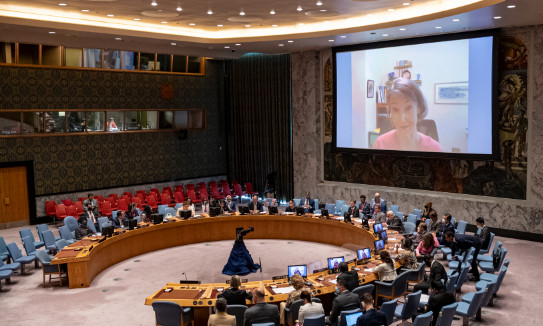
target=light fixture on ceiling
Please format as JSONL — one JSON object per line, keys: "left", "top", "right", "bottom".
{"left": 288, "top": 40, "right": 294, "bottom": 43}
{"left": 177, "top": 6, "right": 182, "bottom": 11}
{"left": 207, "top": 9, "right": 213, "bottom": 15}
{"left": 297, "top": 6, "right": 303, "bottom": 12}
{"left": 81, "top": 9, "right": 89, "bottom": 12}
{"left": 452, "top": 18, "right": 460, "bottom": 22}
{"left": 382, "top": 33, "right": 389, "bottom": 36}
{"left": 171, "top": 42, "right": 176, "bottom": 45}
{"left": 270, "top": 9, "right": 275, "bottom": 15}
{"left": 217, "top": 24, "right": 223, "bottom": 27}
{"left": 403, "top": 2, "right": 411, "bottom": 5}
{"left": 240, "top": 11, "right": 245, "bottom": 16}
{"left": 224, "top": 46, "right": 230, "bottom": 49}
{"left": 340, "top": 35, "right": 346, "bottom": 38}
{"left": 49, "top": 31, "right": 56, "bottom": 34}
{"left": 388, "top": 8, "right": 394, "bottom": 12}
{"left": 133, "top": 18, "right": 141, "bottom": 21}
{"left": 328, "top": 39, "right": 334, "bottom": 42}
{"left": 316, "top": 1, "right": 323, "bottom": 6}
{"left": 494, "top": 16, "right": 502, "bottom": 19}
{"left": 245, "top": 24, "right": 251, "bottom": 28}
{"left": 235, "top": 43, "right": 241, "bottom": 46}
{"left": 298, "top": 23, "right": 304, "bottom": 26}
{"left": 435, "top": 26, "right": 442, "bottom": 29}
{"left": 279, "top": 44, "right": 284, "bottom": 46}
{"left": 272, "top": 24, "right": 278, "bottom": 27}
{"left": 161, "top": 21, "right": 168, "bottom": 23}
{"left": 399, "top": 28, "right": 406, "bottom": 31}
{"left": 507, "top": 5, "right": 516, "bottom": 8}
{"left": 107, "top": 14, "right": 114, "bottom": 17}
{"left": 151, "top": 1, "right": 158, "bottom": 6}
{"left": 58, "top": 3, "right": 67, "bottom": 6}
{"left": 189, "top": 23, "right": 196, "bottom": 26}
{"left": 115, "top": 37, "right": 122, "bottom": 40}
{"left": 319, "top": 9, "right": 327, "bottom": 12}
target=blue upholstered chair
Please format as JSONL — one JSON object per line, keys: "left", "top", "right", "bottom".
{"left": 20, "top": 228, "right": 45, "bottom": 249}
{"left": 335, "top": 200, "right": 346, "bottom": 214}
{"left": 164, "top": 207, "right": 176, "bottom": 217}
{"left": 445, "top": 272, "right": 459, "bottom": 295}
{"left": 293, "top": 198, "right": 301, "bottom": 206}
{"left": 478, "top": 265, "right": 508, "bottom": 306}
{"left": 86, "top": 220, "right": 97, "bottom": 233}
{"left": 390, "top": 205, "right": 399, "bottom": 214}
{"left": 394, "top": 290, "right": 422, "bottom": 321}
{"left": 340, "top": 205, "right": 350, "bottom": 215}
{"left": 339, "top": 308, "right": 361, "bottom": 326}
{"left": 226, "top": 304, "right": 247, "bottom": 326}
{"left": 284, "top": 299, "right": 304, "bottom": 326}
{"left": 63, "top": 216, "right": 79, "bottom": 233}
{"left": 407, "top": 214, "right": 417, "bottom": 225}
{"left": 0, "top": 268, "right": 12, "bottom": 291}
{"left": 379, "top": 299, "right": 398, "bottom": 325}
{"left": 352, "top": 284, "right": 374, "bottom": 299}
{"left": 404, "top": 262, "right": 426, "bottom": 289}
{"left": 36, "top": 223, "right": 61, "bottom": 242}
{"left": 6, "top": 242, "right": 37, "bottom": 275}
{"left": 303, "top": 314, "right": 325, "bottom": 326}
{"left": 41, "top": 230, "right": 58, "bottom": 252}
{"left": 36, "top": 250, "right": 63, "bottom": 287}
{"left": 59, "top": 226, "right": 75, "bottom": 244}
{"left": 375, "top": 270, "right": 410, "bottom": 303}
{"left": 395, "top": 211, "right": 404, "bottom": 220}
{"left": 478, "top": 232, "right": 495, "bottom": 255}
{"left": 435, "top": 302, "right": 458, "bottom": 326}
{"left": 158, "top": 204, "right": 168, "bottom": 216}
{"left": 461, "top": 280, "right": 496, "bottom": 323}
{"left": 455, "top": 288, "right": 485, "bottom": 325}
{"left": 456, "top": 220, "right": 467, "bottom": 234}
{"left": 413, "top": 209, "right": 422, "bottom": 219}
{"left": 151, "top": 301, "right": 194, "bottom": 326}
{"left": 0, "top": 236, "right": 10, "bottom": 262}
{"left": 97, "top": 217, "right": 109, "bottom": 232}
{"left": 447, "top": 247, "right": 475, "bottom": 271}
{"left": 479, "top": 248, "right": 507, "bottom": 274}
{"left": 412, "top": 310, "right": 433, "bottom": 326}
{"left": 22, "top": 235, "right": 38, "bottom": 258}
{"left": 325, "top": 203, "right": 335, "bottom": 215}
{"left": 55, "top": 239, "right": 69, "bottom": 251}
{"left": 477, "top": 241, "right": 502, "bottom": 263}
{"left": 0, "top": 255, "right": 20, "bottom": 273}
{"left": 403, "top": 222, "right": 416, "bottom": 235}
{"left": 451, "top": 262, "right": 471, "bottom": 293}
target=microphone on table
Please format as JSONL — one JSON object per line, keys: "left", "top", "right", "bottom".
{"left": 181, "top": 272, "right": 188, "bottom": 281}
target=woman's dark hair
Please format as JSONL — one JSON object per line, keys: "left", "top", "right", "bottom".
{"left": 215, "top": 297, "right": 227, "bottom": 312}
{"left": 380, "top": 251, "right": 394, "bottom": 269}
{"left": 419, "top": 223, "right": 428, "bottom": 232}
{"left": 387, "top": 78, "right": 428, "bottom": 121}
{"left": 429, "top": 211, "right": 438, "bottom": 219}
{"left": 422, "top": 233, "right": 434, "bottom": 249}
{"left": 143, "top": 205, "right": 152, "bottom": 217}
{"left": 300, "top": 290, "right": 312, "bottom": 304}
{"left": 402, "top": 238, "right": 413, "bottom": 250}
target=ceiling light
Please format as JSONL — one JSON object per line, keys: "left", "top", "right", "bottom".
{"left": 171, "top": 42, "right": 176, "bottom": 45}
{"left": 240, "top": 11, "right": 245, "bottom": 16}
{"left": 161, "top": 21, "right": 168, "bottom": 23}
{"left": 452, "top": 18, "right": 460, "bottom": 22}
{"left": 177, "top": 6, "right": 182, "bottom": 11}
{"left": 340, "top": 35, "right": 346, "bottom": 38}
{"left": 133, "top": 18, "right": 141, "bottom": 21}
{"left": 297, "top": 6, "right": 303, "bottom": 12}
{"left": 245, "top": 24, "right": 251, "bottom": 28}
{"left": 58, "top": 3, "right": 67, "bottom": 6}
{"left": 207, "top": 10, "right": 213, "bottom": 15}
{"left": 151, "top": 1, "right": 158, "bottom": 6}
{"left": 388, "top": 9, "right": 394, "bottom": 12}
{"left": 328, "top": 39, "right": 334, "bottom": 42}
{"left": 279, "top": 44, "right": 284, "bottom": 47}
{"left": 49, "top": 31, "right": 56, "bottom": 34}
{"left": 320, "top": 10, "right": 327, "bottom": 12}
{"left": 224, "top": 46, "right": 230, "bottom": 49}
{"left": 435, "top": 26, "right": 442, "bottom": 29}
{"left": 107, "top": 14, "right": 114, "bottom": 17}
{"left": 382, "top": 33, "right": 389, "bottom": 36}
{"left": 235, "top": 43, "right": 241, "bottom": 46}
{"left": 288, "top": 40, "right": 294, "bottom": 43}
{"left": 403, "top": 2, "right": 411, "bottom": 5}
{"left": 189, "top": 23, "right": 196, "bottom": 26}
{"left": 298, "top": 23, "right": 305, "bottom": 26}
{"left": 270, "top": 9, "right": 275, "bottom": 15}
{"left": 115, "top": 37, "right": 122, "bottom": 40}
{"left": 272, "top": 24, "right": 278, "bottom": 27}
{"left": 316, "top": 1, "right": 323, "bottom": 6}
{"left": 217, "top": 24, "right": 223, "bottom": 27}
{"left": 81, "top": 9, "right": 89, "bottom": 12}
{"left": 507, "top": 5, "right": 516, "bottom": 8}
{"left": 494, "top": 16, "right": 502, "bottom": 19}
{"left": 399, "top": 28, "right": 406, "bottom": 31}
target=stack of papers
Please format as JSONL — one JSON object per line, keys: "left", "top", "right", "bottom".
{"left": 272, "top": 286, "right": 295, "bottom": 294}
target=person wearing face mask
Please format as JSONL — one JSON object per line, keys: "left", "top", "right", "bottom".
{"left": 436, "top": 214, "right": 455, "bottom": 245}
{"left": 475, "top": 217, "right": 491, "bottom": 249}
{"left": 413, "top": 255, "right": 447, "bottom": 295}
{"left": 420, "top": 202, "right": 436, "bottom": 223}
{"left": 326, "top": 278, "right": 360, "bottom": 326}
{"left": 356, "top": 293, "right": 388, "bottom": 326}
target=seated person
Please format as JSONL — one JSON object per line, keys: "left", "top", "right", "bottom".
{"left": 75, "top": 218, "right": 95, "bottom": 240}
{"left": 176, "top": 200, "right": 195, "bottom": 218}
{"left": 373, "top": 251, "right": 397, "bottom": 282}
{"left": 298, "top": 290, "right": 324, "bottom": 325}
{"left": 208, "top": 297, "right": 236, "bottom": 326}
{"left": 280, "top": 274, "right": 311, "bottom": 323}
{"left": 217, "top": 275, "right": 253, "bottom": 305}
{"left": 396, "top": 238, "right": 418, "bottom": 270}
{"left": 421, "top": 202, "right": 436, "bottom": 223}
{"left": 428, "top": 211, "right": 441, "bottom": 234}
{"left": 124, "top": 203, "right": 139, "bottom": 226}
{"left": 356, "top": 293, "right": 388, "bottom": 326}
{"left": 101, "top": 214, "right": 119, "bottom": 229}
{"left": 437, "top": 214, "right": 455, "bottom": 245}
{"left": 476, "top": 217, "right": 492, "bottom": 249}
{"left": 218, "top": 200, "right": 227, "bottom": 214}
{"left": 141, "top": 205, "right": 153, "bottom": 223}
{"left": 359, "top": 195, "right": 371, "bottom": 217}
{"left": 326, "top": 278, "right": 360, "bottom": 326}
{"left": 370, "top": 192, "right": 387, "bottom": 214}
{"left": 371, "top": 205, "right": 387, "bottom": 224}
{"left": 225, "top": 195, "right": 236, "bottom": 213}
{"left": 385, "top": 210, "right": 404, "bottom": 233}
{"left": 337, "top": 262, "right": 359, "bottom": 292}
{"left": 423, "top": 280, "right": 455, "bottom": 326}
{"left": 243, "top": 288, "right": 280, "bottom": 326}
{"left": 416, "top": 233, "right": 440, "bottom": 258}
{"left": 209, "top": 196, "right": 219, "bottom": 208}
{"left": 413, "top": 255, "right": 447, "bottom": 295}
{"left": 82, "top": 202, "right": 99, "bottom": 230}
{"left": 116, "top": 210, "right": 125, "bottom": 227}
{"left": 344, "top": 200, "right": 359, "bottom": 223}
{"left": 410, "top": 222, "right": 429, "bottom": 247}
{"left": 301, "top": 192, "right": 315, "bottom": 213}
{"left": 285, "top": 200, "right": 296, "bottom": 213}
{"left": 248, "top": 195, "right": 263, "bottom": 214}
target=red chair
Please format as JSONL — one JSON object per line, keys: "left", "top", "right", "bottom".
{"left": 186, "top": 184, "right": 196, "bottom": 192}
{"left": 78, "top": 197, "right": 87, "bottom": 203}
{"left": 95, "top": 195, "right": 104, "bottom": 202}
{"left": 209, "top": 181, "right": 218, "bottom": 189}
{"left": 136, "top": 190, "right": 146, "bottom": 196}
{"left": 163, "top": 186, "right": 173, "bottom": 195}
{"left": 73, "top": 201, "right": 84, "bottom": 215}
{"left": 62, "top": 199, "right": 73, "bottom": 207}
{"left": 232, "top": 181, "right": 239, "bottom": 186}
{"left": 233, "top": 184, "right": 246, "bottom": 197}
{"left": 146, "top": 195, "right": 159, "bottom": 210}
{"left": 55, "top": 204, "right": 68, "bottom": 221}
{"left": 101, "top": 201, "right": 113, "bottom": 217}
{"left": 220, "top": 185, "right": 236, "bottom": 199}
{"left": 123, "top": 192, "right": 133, "bottom": 198}
{"left": 245, "top": 182, "right": 259, "bottom": 195}
{"left": 197, "top": 182, "right": 207, "bottom": 189}
{"left": 120, "top": 195, "right": 130, "bottom": 203}
{"left": 187, "top": 190, "right": 202, "bottom": 204}
{"left": 117, "top": 198, "right": 129, "bottom": 211}
{"left": 174, "top": 192, "right": 185, "bottom": 204}
{"left": 46, "top": 201, "right": 56, "bottom": 217}
{"left": 109, "top": 194, "right": 119, "bottom": 201}
{"left": 150, "top": 188, "right": 160, "bottom": 195}
{"left": 160, "top": 193, "right": 175, "bottom": 207}
{"left": 148, "top": 192, "right": 158, "bottom": 203}
{"left": 199, "top": 188, "right": 209, "bottom": 201}
{"left": 135, "top": 193, "right": 145, "bottom": 200}
{"left": 175, "top": 185, "right": 184, "bottom": 192}
{"left": 161, "top": 190, "right": 172, "bottom": 198}
{"left": 106, "top": 197, "right": 117, "bottom": 209}
{"left": 131, "top": 197, "right": 143, "bottom": 210}
{"left": 66, "top": 205, "right": 79, "bottom": 219}
{"left": 97, "top": 201, "right": 103, "bottom": 215}
{"left": 211, "top": 187, "right": 225, "bottom": 200}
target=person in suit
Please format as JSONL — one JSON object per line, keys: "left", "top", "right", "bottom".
{"left": 413, "top": 255, "right": 447, "bottom": 294}
{"left": 298, "top": 290, "right": 324, "bottom": 325}
{"left": 82, "top": 202, "right": 99, "bottom": 230}
{"left": 326, "top": 278, "right": 361, "bottom": 326}
{"left": 344, "top": 200, "right": 359, "bottom": 224}
{"left": 370, "top": 193, "right": 386, "bottom": 215}
{"left": 75, "top": 218, "right": 95, "bottom": 240}
{"left": 371, "top": 205, "right": 387, "bottom": 224}
{"left": 285, "top": 200, "right": 296, "bottom": 213}
{"left": 444, "top": 231, "right": 482, "bottom": 281}
{"left": 248, "top": 195, "right": 263, "bottom": 214}
{"left": 208, "top": 297, "right": 236, "bottom": 326}
{"left": 385, "top": 210, "right": 405, "bottom": 233}
{"left": 424, "top": 280, "right": 455, "bottom": 326}
{"left": 83, "top": 193, "right": 99, "bottom": 216}
{"left": 476, "top": 217, "right": 491, "bottom": 249}
{"left": 124, "top": 202, "right": 138, "bottom": 226}
{"left": 243, "top": 288, "right": 280, "bottom": 326}
{"left": 225, "top": 195, "right": 236, "bottom": 213}
{"left": 337, "top": 262, "right": 359, "bottom": 292}
{"left": 217, "top": 275, "right": 253, "bottom": 305}
{"left": 359, "top": 195, "right": 371, "bottom": 217}
{"left": 437, "top": 214, "right": 455, "bottom": 245}
{"left": 356, "top": 293, "right": 388, "bottom": 326}
{"left": 301, "top": 192, "right": 315, "bottom": 213}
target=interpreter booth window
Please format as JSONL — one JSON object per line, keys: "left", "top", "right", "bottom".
{"left": 84, "top": 48, "right": 102, "bottom": 68}
{"left": 42, "top": 45, "right": 62, "bottom": 66}
{"left": 189, "top": 110, "right": 204, "bottom": 129}
{"left": 67, "top": 112, "right": 87, "bottom": 132}
{"left": 103, "top": 49, "right": 121, "bottom": 69}
{"left": 86, "top": 111, "right": 105, "bottom": 132}
{"left": 22, "top": 112, "right": 44, "bottom": 134}
{"left": 174, "top": 111, "right": 188, "bottom": 129}
{"left": 106, "top": 111, "right": 123, "bottom": 131}
{"left": 158, "top": 111, "right": 173, "bottom": 129}
{"left": 64, "top": 48, "right": 83, "bottom": 67}
{"left": 121, "top": 51, "right": 136, "bottom": 70}
{"left": 141, "top": 111, "right": 158, "bottom": 130}
{"left": 0, "top": 42, "right": 16, "bottom": 63}
{"left": 157, "top": 54, "right": 172, "bottom": 72}
{"left": 187, "top": 56, "right": 201, "bottom": 73}
{"left": 172, "top": 55, "right": 187, "bottom": 73}
{"left": 139, "top": 53, "right": 155, "bottom": 71}
{"left": 18, "top": 43, "right": 39, "bottom": 65}
{"left": 0, "top": 112, "right": 21, "bottom": 135}
{"left": 44, "top": 111, "right": 66, "bottom": 133}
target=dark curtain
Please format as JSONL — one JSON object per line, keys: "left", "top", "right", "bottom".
{"left": 225, "top": 54, "right": 292, "bottom": 201}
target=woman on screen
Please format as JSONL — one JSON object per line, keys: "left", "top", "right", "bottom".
{"left": 372, "top": 78, "right": 443, "bottom": 152}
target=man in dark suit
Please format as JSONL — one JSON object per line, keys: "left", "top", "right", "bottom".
{"left": 356, "top": 293, "right": 388, "bottom": 326}
{"left": 437, "top": 214, "right": 455, "bottom": 245}
{"left": 370, "top": 193, "right": 387, "bottom": 215}
{"left": 424, "top": 280, "right": 455, "bottom": 326}
{"left": 359, "top": 195, "right": 371, "bottom": 217}
{"left": 301, "top": 192, "right": 315, "bottom": 213}
{"left": 444, "top": 231, "right": 482, "bottom": 281}
{"left": 337, "top": 262, "right": 359, "bottom": 292}
{"left": 344, "top": 201, "right": 359, "bottom": 224}
{"left": 225, "top": 195, "right": 236, "bottom": 213}
{"left": 385, "top": 210, "right": 405, "bottom": 233}
{"left": 248, "top": 195, "right": 263, "bottom": 214}
{"left": 414, "top": 255, "right": 447, "bottom": 294}
{"left": 476, "top": 217, "right": 491, "bottom": 249}
{"left": 243, "top": 288, "right": 279, "bottom": 326}
{"left": 327, "top": 278, "right": 361, "bottom": 326}
{"left": 82, "top": 202, "right": 99, "bottom": 230}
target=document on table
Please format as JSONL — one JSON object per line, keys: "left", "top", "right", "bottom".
{"left": 420, "top": 294, "right": 429, "bottom": 305}
{"left": 272, "top": 286, "right": 295, "bottom": 294}
{"left": 329, "top": 279, "right": 337, "bottom": 284}
{"left": 364, "top": 268, "right": 373, "bottom": 272}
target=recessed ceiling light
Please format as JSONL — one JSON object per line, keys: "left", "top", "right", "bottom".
{"left": 399, "top": 28, "right": 406, "bottom": 31}
{"left": 382, "top": 34, "right": 389, "bottom": 36}
{"left": 224, "top": 46, "right": 230, "bottom": 49}
{"left": 189, "top": 23, "right": 196, "bottom": 26}
{"left": 171, "top": 42, "right": 176, "bottom": 45}
{"left": 133, "top": 18, "right": 141, "bottom": 21}
{"left": 507, "top": 5, "right": 516, "bottom": 9}
{"left": 388, "top": 8, "right": 394, "bottom": 12}
{"left": 161, "top": 21, "right": 168, "bottom": 23}
{"left": 49, "top": 31, "right": 56, "bottom": 34}
{"left": 272, "top": 24, "right": 278, "bottom": 27}
{"left": 235, "top": 43, "right": 241, "bottom": 46}
{"left": 81, "top": 9, "right": 89, "bottom": 12}
{"left": 435, "top": 26, "right": 442, "bottom": 29}
{"left": 157, "top": 9, "right": 163, "bottom": 12}
{"left": 107, "top": 14, "right": 114, "bottom": 17}
{"left": 297, "top": 6, "right": 303, "bottom": 12}
{"left": 151, "top": 1, "right": 158, "bottom": 6}
{"left": 452, "top": 18, "right": 460, "bottom": 22}
{"left": 207, "top": 10, "right": 213, "bottom": 15}
{"left": 340, "top": 35, "right": 346, "bottom": 38}
{"left": 494, "top": 16, "right": 502, "bottom": 19}
{"left": 240, "top": 11, "right": 245, "bottom": 16}
{"left": 298, "top": 23, "right": 304, "bottom": 26}
{"left": 316, "top": 1, "right": 323, "bottom": 6}
{"left": 217, "top": 24, "right": 223, "bottom": 27}
{"left": 320, "top": 9, "right": 327, "bottom": 12}
{"left": 115, "top": 37, "right": 122, "bottom": 40}
{"left": 270, "top": 9, "right": 275, "bottom": 15}
{"left": 245, "top": 24, "right": 251, "bottom": 28}
{"left": 58, "top": 3, "right": 67, "bottom": 6}
{"left": 279, "top": 44, "right": 284, "bottom": 47}
{"left": 288, "top": 40, "right": 294, "bottom": 43}
{"left": 403, "top": 2, "right": 411, "bottom": 5}
{"left": 177, "top": 6, "right": 182, "bottom": 11}
{"left": 328, "top": 39, "right": 334, "bottom": 42}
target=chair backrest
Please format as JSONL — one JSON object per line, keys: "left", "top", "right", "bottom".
{"left": 481, "top": 232, "right": 495, "bottom": 253}
{"left": 456, "top": 220, "right": 467, "bottom": 234}
{"left": 174, "top": 192, "right": 185, "bottom": 203}
{"left": 325, "top": 203, "right": 336, "bottom": 214}
{"left": 455, "top": 262, "right": 471, "bottom": 291}
{"left": 480, "top": 280, "right": 497, "bottom": 307}
{"left": 341, "top": 205, "right": 350, "bottom": 215}
{"left": 36, "top": 249, "right": 52, "bottom": 265}
{"left": 245, "top": 182, "right": 254, "bottom": 193}
{"left": 158, "top": 204, "right": 168, "bottom": 216}
{"left": 7, "top": 242, "right": 23, "bottom": 260}
{"left": 435, "top": 302, "right": 458, "bottom": 326}
{"left": 226, "top": 304, "right": 247, "bottom": 326}
{"left": 379, "top": 298, "right": 398, "bottom": 326}
{"left": 497, "top": 248, "right": 508, "bottom": 271}
{"left": 19, "top": 228, "right": 34, "bottom": 242}
{"left": 233, "top": 184, "right": 244, "bottom": 196}
{"left": 392, "top": 270, "right": 410, "bottom": 297}
{"left": 66, "top": 205, "right": 79, "bottom": 217}
{"left": 161, "top": 194, "right": 171, "bottom": 206}
{"left": 118, "top": 198, "right": 129, "bottom": 211}
{"left": 390, "top": 205, "right": 399, "bottom": 213}
{"left": 352, "top": 284, "right": 374, "bottom": 299}
{"left": 0, "top": 236, "right": 8, "bottom": 256}
{"left": 64, "top": 216, "right": 79, "bottom": 232}
{"left": 62, "top": 199, "right": 73, "bottom": 207}
{"left": 285, "top": 299, "right": 304, "bottom": 325}
{"left": 152, "top": 301, "right": 184, "bottom": 326}
{"left": 314, "top": 199, "right": 319, "bottom": 209}
{"left": 22, "top": 236, "right": 37, "bottom": 256}
{"left": 147, "top": 196, "right": 158, "bottom": 205}
{"left": 55, "top": 204, "right": 67, "bottom": 219}
{"left": 293, "top": 198, "right": 301, "bottom": 206}
{"left": 87, "top": 220, "right": 97, "bottom": 232}
{"left": 335, "top": 200, "right": 346, "bottom": 213}
{"left": 412, "top": 310, "right": 433, "bottom": 326}
{"left": 407, "top": 214, "right": 417, "bottom": 225}
{"left": 466, "top": 288, "right": 486, "bottom": 317}
{"left": 164, "top": 207, "right": 176, "bottom": 217}
{"left": 101, "top": 201, "right": 113, "bottom": 215}
{"left": 59, "top": 226, "right": 74, "bottom": 242}
{"left": 45, "top": 201, "right": 57, "bottom": 216}
{"left": 55, "top": 239, "right": 69, "bottom": 250}
{"left": 445, "top": 272, "right": 458, "bottom": 294}
{"left": 403, "top": 222, "right": 416, "bottom": 234}
{"left": 42, "top": 230, "right": 56, "bottom": 248}
{"left": 413, "top": 209, "right": 422, "bottom": 219}
{"left": 200, "top": 188, "right": 209, "bottom": 200}
{"left": 493, "top": 266, "right": 508, "bottom": 295}
{"left": 303, "top": 314, "right": 325, "bottom": 326}
{"left": 73, "top": 201, "right": 84, "bottom": 214}
{"left": 339, "top": 308, "right": 361, "bottom": 326}
{"left": 398, "top": 290, "right": 422, "bottom": 320}
{"left": 395, "top": 211, "right": 404, "bottom": 219}
{"left": 97, "top": 217, "right": 109, "bottom": 232}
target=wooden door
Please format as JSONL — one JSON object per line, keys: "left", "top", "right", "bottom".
{"left": 0, "top": 166, "right": 30, "bottom": 226}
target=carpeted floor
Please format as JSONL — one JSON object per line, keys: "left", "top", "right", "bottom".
{"left": 0, "top": 224, "right": 542, "bottom": 326}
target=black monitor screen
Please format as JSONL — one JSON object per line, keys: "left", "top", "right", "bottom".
{"left": 179, "top": 210, "right": 192, "bottom": 219}
{"left": 328, "top": 256, "right": 345, "bottom": 270}
{"left": 296, "top": 207, "right": 305, "bottom": 216}
{"left": 374, "top": 239, "right": 385, "bottom": 251}
{"left": 357, "top": 248, "right": 371, "bottom": 260}
{"left": 268, "top": 206, "right": 278, "bottom": 215}
{"left": 209, "top": 206, "right": 221, "bottom": 217}
{"left": 288, "top": 265, "right": 307, "bottom": 278}
{"left": 152, "top": 214, "right": 163, "bottom": 224}
{"left": 321, "top": 209, "right": 329, "bottom": 217}
{"left": 238, "top": 206, "right": 250, "bottom": 215}
{"left": 128, "top": 218, "right": 137, "bottom": 230}
{"left": 373, "top": 223, "right": 384, "bottom": 233}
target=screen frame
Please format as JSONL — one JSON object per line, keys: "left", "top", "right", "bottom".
{"left": 374, "top": 239, "right": 385, "bottom": 251}
{"left": 332, "top": 29, "right": 500, "bottom": 160}
{"left": 381, "top": 230, "right": 388, "bottom": 241}
{"left": 327, "top": 256, "right": 345, "bottom": 269}
{"left": 288, "top": 264, "right": 308, "bottom": 278}
{"left": 373, "top": 223, "right": 383, "bottom": 233}
{"left": 357, "top": 248, "right": 372, "bottom": 260}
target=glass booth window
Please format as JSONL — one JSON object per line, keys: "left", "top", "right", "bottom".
{"left": 44, "top": 111, "right": 66, "bottom": 133}
{"left": 86, "top": 111, "right": 105, "bottom": 132}
{"left": 0, "top": 112, "right": 21, "bottom": 135}
{"left": 157, "top": 54, "right": 172, "bottom": 72}
{"left": 84, "top": 48, "right": 102, "bottom": 68}
{"left": 121, "top": 51, "right": 136, "bottom": 70}
{"left": 172, "top": 55, "right": 187, "bottom": 73}
{"left": 125, "top": 111, "right": 157, "bottom": 130}
{"left": 187, "top": 56, "right": 201, "bottom": 73}
{"left": 18, "top": 43, "right": 39, "bottom": 65}
{"left": 42, "top": 45, "right": 62, "bottom": 66}
{"left": 103, "top": 49, "right": 120, "bottom": 69}
{"left": 22, "top": 112, "right": 44, "bottom": 134}
{"left": 159, "top": 111, "right": 173, "bottom": 129}
{"left": 106, "top": 111, "right": 123, "bottom": 131}
{"left": 66, "top": 112, "right": 86, "bottom": 132}
{"left": 139, "top": 53, "right": 155, "bottom": 71}
{"left": 174, "top": 111, "right": 188, "bottom": 129}
{"left": 0, "top": 42, "right": 16, "bottom": 63}
{"left": 65, "top": 48, "right": 82, "bottom": 67}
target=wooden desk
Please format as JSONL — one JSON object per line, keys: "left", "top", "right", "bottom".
{"left": 51, "top": 214, "right": 401, "bottom": 289}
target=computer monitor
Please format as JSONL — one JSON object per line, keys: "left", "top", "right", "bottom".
{"left": 268, "top": 206, "right": 278, "bottom": 215}
{"left": 327, "top": 256, "right": 345, "bottom": 270}
{"left": 152, "top": 214, "right": 163, "bottom": 225}
{"left": 357, "top": 248, "right": 371, "bottom": 260}
{"left": 128, "top": 218, "right": 138, "bottom": 230}
{"left": 373, "top": 223, "right": 384, "bottom": 233}
{"left": 343, "top": 212, "right": 352, "bottom": 223}
{"left": 295, "top": 207, "right": 305, "bottom": 216}
{"left": 238, "top": 206, "right": 250, "bottom": 215}
{"left": 209, "top": 206, "right": 221, "bottom": 217}
{"left": 374, "top": 239, "right": 385, "bottom": 251}
{"left": 381, "top": 230, "right": 388, "bottom": 241}
{"left": 288, "top": 265, "right": 307, "bottom": 278}
{"left": 345, "top": 311, "right": 363, "bottom": 326}
{"left": 179, "top": 210, "right": 192, "bottom": 220}
{"left": 103, "top": 226, "right": 114, "bottom": 237}
{"left": 321, "top": 209, "right": 329, "bottom": 218}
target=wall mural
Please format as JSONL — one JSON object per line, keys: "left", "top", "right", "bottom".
{"left": 324, "top": 36, "right": 528, "bottom": 200}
